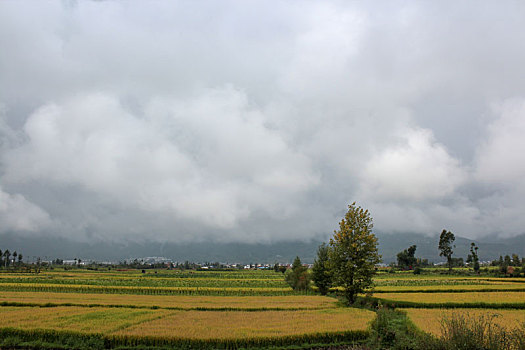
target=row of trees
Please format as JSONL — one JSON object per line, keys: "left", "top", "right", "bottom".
{"left": 0, "top": 248, "right": 23, "bottom": 268}
{"left": 396, "top": 233, "right": 479, "bottom": 272}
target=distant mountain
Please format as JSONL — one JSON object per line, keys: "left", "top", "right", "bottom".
{"left": 0, "top": 232, "right": 524, "bottom": 264}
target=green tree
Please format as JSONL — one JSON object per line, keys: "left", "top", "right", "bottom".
{"left": 438, "top": 229, "right": 455, "bottom": 272}
{"left": 285, "top": 256, "right": 310, "bottom": 291}
{"left": 18, "top": 254, "right": 23, "bottom": 266}
{"left": 468, "top": 242, "right": 480, "bottom": 273}
{"left": 312, "top": 243, "right": 331, "bottom": 295}
{"left": 3, "top": 249, "right": 10, "bottom": 268}
{"left": 396, "top": 245, "right": 417, "bottom": 269}
{"left": 328, "top": 202, "right": 381, "bottom": 305}
{"left": 512, "top": 254, "right": 520, "bottom": 266}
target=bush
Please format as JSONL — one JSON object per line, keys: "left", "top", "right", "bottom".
{"left": 368, "top": 308, "right": 425, "bottom": 350}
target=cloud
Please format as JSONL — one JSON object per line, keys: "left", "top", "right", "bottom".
{"left": 1, "top": 2, "right": 525, "bottom": 242}
{"left": 0, "top": 186, "right": 51, "bottom": 232}
{"left": 2, "top": 90, "right": 319, "bottom": 241}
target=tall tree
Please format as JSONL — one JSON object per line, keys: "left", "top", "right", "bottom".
{"left": 312, "top": 243, "right": 331, "bottom": 295}
{"left": 468, "top": 242, "right": 480, "bottom": 273}
{"left": 18, "top": 254, "right": 23, "bottom": 266}
{"left": 438, "top": 229, "right": 455, "bottom": 272}
{"left": 3, "top": 249, "right": 10, "bottom": 268}
{"left": 328, "top": 202, "right": 381, "bottom": 305}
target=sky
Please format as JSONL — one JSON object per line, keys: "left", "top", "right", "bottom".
{"left": 1, "top": 1, "right": 525, "bottom": 244}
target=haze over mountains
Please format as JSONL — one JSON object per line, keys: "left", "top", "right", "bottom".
{"left": 1, "top": 232, "right": 523, "bottom": 264}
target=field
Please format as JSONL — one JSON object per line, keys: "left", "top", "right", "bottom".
{"left": 371, "top": 270, "right": 525, "bottom": 347}
{"left": 1, "top": 268, "right": 525, "bottom": 348}
{"left": 0, "top": 269, "right": 372, "bottom": 349}
{"left": 401, "top": 308, "right": 525, "bottom": 336}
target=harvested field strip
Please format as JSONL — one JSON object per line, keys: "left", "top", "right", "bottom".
{"left": 374, "top": 284, "right": 525, "bottom": 292}
{"left": 110, "top": 308, "right": 375, "bottom": 339}
{"left": 401, "top": 308, "right": 525, "bottom": 336}
{"left": 0, "top": 283, "right": 295, "bottom": 296}
{"left": 373, "top": 291, "right": 525, "bottom": 308}
{"left": 0, "top": 292, "right": 337, "bottom": 310}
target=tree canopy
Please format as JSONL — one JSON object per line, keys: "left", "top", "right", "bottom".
{"left": 328, "top": 202, "right": 381, "bottom": 304}
{"left": 438, "top": 229, "right": 455, "bottom": 272}
{"left": 312, "top": 243, "right": 331, "bottom": 295}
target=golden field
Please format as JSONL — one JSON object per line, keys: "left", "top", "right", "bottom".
{"left": 401, "top": 308, "right": 525, "bottom": 336}
{"left": 112, "top": 308, "right": 374, "bottom": 339}
{"left": 0, "top": 291, "right": 337, "bottom": 310}
{"left": 0, "top": 305, "right": 374, "bottom": 339}
{"left": 374, "top": 291, "right": 525, "bottom": 304}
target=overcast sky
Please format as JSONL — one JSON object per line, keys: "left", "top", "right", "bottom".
{"left": 1, "top": 1, "right": 525, "bottom": 244}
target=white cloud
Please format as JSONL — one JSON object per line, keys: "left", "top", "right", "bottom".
{"left": 0, "top": 186, "right": 51, "bottom": 232}
{"left": 359, "top": 127, "right": 467, "bottom": 202}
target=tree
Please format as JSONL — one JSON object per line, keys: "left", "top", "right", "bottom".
{"left": 312, "top": 243, "right": 331, "bottom": 295}
{"left": 468, "top": 243, "right": 480, "bottom": 273}
{"left": 438, "top": 229, "right": 455, "bottom": 272}
{"left": 3, "top": 249, "right": 10, "bottom": 268}
{"left": 328, "top": 202, "right": 381, "bottom": 305}
{"left": 285, "top": 256, "right": 310, "bottom": 291}
{"left": 17, "top": 254, "right": 23, "bottom": 266}
{"left": 512, "top": 254, "right": 520, "bottom": 267}
{"left": 396, "top": 245, "right": 417, "bottom": 269}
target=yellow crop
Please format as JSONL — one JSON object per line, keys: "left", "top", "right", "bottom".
{"left": 111, "top": 308, "right": 375, "bottom": 339}
{"left": 0, "top": 306, "right": 374, "bottom": 339}
{"left": 402, "top": 308, "right": 525, "bottom": 336}
{"left": 0, "top": 291, "right": 337, "bottom": 310}
{"left": 375, "top": 291, "right": 525, "bottom": 304}
{"left": 0, "top": 306, "right": 171, "bottom": 333}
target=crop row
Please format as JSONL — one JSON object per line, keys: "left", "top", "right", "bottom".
{"left": 0, "top": 291, "right": 337, "bottom": 310}
{"left": 373, "top": 284, "right": 525, "bottom": 293}
{"left": 0, "top": 283, "right": 297, "bottom": 296}
{"left": 0, "top": 276, "right": 288, "bottom": 288}
{"left": 370, "top": 291, "right": 525, "bottom": 309}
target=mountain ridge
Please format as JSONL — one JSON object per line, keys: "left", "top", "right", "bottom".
{"left": 0, "top": 232, "right": 523, "bottom": 264}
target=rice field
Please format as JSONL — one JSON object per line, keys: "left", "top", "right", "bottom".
{"left": 401, "top": 308, "right": 525, "bottom": 336}
{"left": 0, "top": 269, "right": 372, "bottom": 348}
{"left": 374, "top": 291, "right": 525, "bottom": 306}
{"left": 0, "top": 291, "right": 337, "bottom": 310}
{"left": 1, "top": 268, "right": 524, "bottom": 348}
{"left": 0, "top": 305, "right": 374, "bottom": 338}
